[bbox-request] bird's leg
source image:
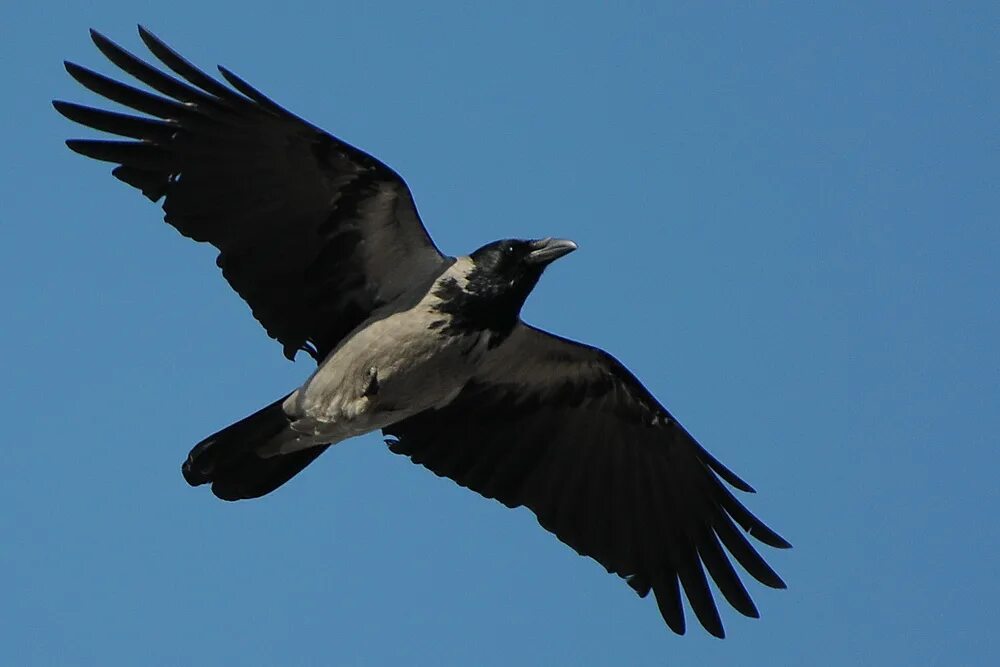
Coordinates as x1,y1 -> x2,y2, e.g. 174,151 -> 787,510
361,364 -> 399,411
362,365 -> 379,397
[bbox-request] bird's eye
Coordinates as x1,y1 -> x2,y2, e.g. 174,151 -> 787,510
504,244 -> 514,254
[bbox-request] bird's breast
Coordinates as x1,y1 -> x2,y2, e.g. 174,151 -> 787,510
286,301 -> 491,440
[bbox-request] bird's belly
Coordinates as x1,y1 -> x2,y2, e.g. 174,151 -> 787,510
280,320 -> 491,452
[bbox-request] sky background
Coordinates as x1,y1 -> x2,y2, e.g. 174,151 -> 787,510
2,2 -> 997,665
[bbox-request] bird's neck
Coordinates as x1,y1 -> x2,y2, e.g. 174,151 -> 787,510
429,263 -> 533,345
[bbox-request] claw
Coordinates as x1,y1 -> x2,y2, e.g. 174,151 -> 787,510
363,366 -> 379,397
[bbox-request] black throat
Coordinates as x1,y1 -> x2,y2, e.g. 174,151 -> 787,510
430,268 -> 538,346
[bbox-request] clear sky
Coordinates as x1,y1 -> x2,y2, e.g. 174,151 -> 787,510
2,2 -> 997,665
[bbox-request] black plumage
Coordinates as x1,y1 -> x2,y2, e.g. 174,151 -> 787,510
57,27 -> 447,362
385,325 -> 789,637
56,27 -> 789,638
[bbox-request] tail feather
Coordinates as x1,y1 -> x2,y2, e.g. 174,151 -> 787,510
182,394 -> 329,501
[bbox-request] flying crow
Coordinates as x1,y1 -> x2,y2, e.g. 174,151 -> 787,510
55,27 -> 790,638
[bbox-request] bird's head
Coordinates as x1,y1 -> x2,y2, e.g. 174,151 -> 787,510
434,238 -> 578,340
468,237 -> 578,302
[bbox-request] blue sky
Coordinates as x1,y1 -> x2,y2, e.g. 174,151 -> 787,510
2,2 -> 997,665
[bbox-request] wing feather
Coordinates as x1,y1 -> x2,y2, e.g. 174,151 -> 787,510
385,323 -> 789,637
57,27 -> 449,360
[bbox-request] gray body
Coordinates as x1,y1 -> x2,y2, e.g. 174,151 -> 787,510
272,258 -> 490,455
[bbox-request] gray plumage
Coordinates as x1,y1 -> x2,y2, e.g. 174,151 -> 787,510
275,258 -> 499,455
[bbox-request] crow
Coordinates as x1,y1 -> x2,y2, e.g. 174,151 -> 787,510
55,27 -> 790,638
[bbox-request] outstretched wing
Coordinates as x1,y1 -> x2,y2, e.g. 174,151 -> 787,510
55,27 -> 450,361
385,323 -> 790,638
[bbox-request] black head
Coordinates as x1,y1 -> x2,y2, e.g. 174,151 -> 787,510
468,237 -> 578,305
432,237 -> 578,342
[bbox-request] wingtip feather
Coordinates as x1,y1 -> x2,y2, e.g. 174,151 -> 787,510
63,60 -> 83,77
137,24 -> 169,49
760,530 -> 792,550
64,138 -> 87,154
89,28 -> 112,51
749,523 -> 792,550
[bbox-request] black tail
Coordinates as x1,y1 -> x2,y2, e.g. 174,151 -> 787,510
182,394 -> 329,501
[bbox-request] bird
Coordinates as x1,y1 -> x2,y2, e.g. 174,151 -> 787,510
55,26 -> 790,639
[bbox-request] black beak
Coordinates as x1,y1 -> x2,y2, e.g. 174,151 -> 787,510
525,238 -> 578,265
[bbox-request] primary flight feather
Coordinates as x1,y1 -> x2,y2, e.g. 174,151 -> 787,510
56,26 -> 790,638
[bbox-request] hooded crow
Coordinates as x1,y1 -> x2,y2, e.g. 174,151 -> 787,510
55,27 -> 790,638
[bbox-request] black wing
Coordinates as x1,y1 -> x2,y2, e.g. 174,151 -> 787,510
55,27 -> 449,361
385,323 -> 790,638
